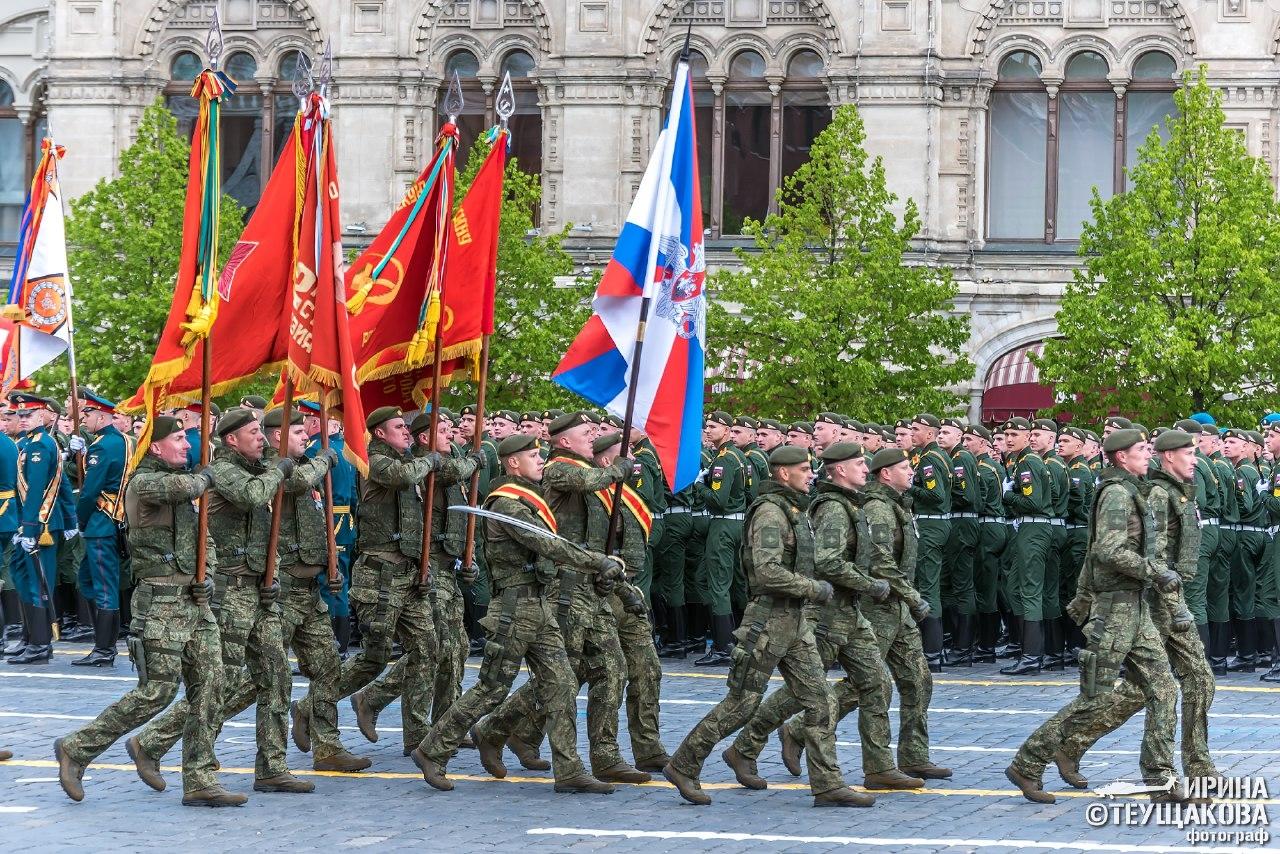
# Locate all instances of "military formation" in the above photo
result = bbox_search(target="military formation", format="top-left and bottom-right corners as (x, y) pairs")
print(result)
(0, 394), (1273, 808)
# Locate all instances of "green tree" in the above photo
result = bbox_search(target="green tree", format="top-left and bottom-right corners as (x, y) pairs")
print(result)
(56, 99), (244, 403)
(1036, 69), (1280, 425)
(708, 104), (971, 421)
(440, 137), (590, 412)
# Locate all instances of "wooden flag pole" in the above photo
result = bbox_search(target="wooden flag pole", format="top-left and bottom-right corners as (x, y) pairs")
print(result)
(195, 341), (212, 584)
(319, 397), (339, 587)
(419, 334), (445, 587)
(262, 374), (294, 590)
(460, 334), (490, 569)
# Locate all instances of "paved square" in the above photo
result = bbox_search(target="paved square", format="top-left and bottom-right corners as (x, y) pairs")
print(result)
(2, 645), (1277, 852)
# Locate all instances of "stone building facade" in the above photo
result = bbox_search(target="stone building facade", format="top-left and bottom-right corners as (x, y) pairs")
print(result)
(0, 0), (1275, 420)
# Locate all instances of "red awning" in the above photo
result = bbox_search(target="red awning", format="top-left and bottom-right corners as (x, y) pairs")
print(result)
(982, 341), (1054, 424)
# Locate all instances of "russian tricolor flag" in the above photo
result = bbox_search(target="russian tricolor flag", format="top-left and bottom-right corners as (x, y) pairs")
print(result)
(554, 59), (706, 492)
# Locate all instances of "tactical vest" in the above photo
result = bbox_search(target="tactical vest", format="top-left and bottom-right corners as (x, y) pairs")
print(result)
(273, 454), (328, 569)
(1152, 473), (1199, 578)
(206, 449), (275, 575)
(740, 489), (816, 597)
(809, 487), (868, 631)
(1085, 474), (1155, 593)
(859, 489), (919, 584)
(482, 479), (555, 588)
(358, 441), (424, 558)
(124, 457), (201, 579)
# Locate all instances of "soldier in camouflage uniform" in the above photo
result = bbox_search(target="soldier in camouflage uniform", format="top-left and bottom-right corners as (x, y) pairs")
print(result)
(350, 412), (482, 754)
(663, 445), (873, 808)
(1006, 429), (1184, 804)
(476, 412), (648, 784)
(297, 407), (442, 754)
(725, 443), (924, 792)
(135, 409), (311, 794)
(54, 417), (242, 807)
(1052, 430), (1218, 786)
(245, 409), (368, 774)
(412, 434), (622, 794)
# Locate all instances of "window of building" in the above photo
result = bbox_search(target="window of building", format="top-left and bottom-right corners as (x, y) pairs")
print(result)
(986, 49), (1179, 243)
(0, 80), (22, 247)
(439, 49), (487, 172)
(501, 50), (542, 178)
(780, 49), (830, 182)
(722, 49), (771, 235)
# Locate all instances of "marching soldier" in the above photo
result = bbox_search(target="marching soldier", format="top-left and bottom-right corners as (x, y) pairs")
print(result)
(0, 401), (19, 656)
(55, 416), (241, 806)
(907, 414), (951, 672)
(1174, 419), (1221, 657)
(412, 434), (623, 794)
(663, 445), (873, 809)
(1030, 419), (1069, 670)
(696, 411), (748, 664)
(1203, 425), (1237, 673)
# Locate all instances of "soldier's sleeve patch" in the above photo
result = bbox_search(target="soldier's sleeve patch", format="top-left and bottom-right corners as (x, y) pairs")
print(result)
(30, 454), (41, 463)
(925, 480), (937, 490)
(923, 464), (934, 477)
(87, 456), (99, 467)
(712, 466), (723, 478)
(820, 525), (844, 549)
(1020, 471), (1032, 483)
(1071, 477), (1080, 485)
(870, 522), (892, 544)
(1105, 506), (1128, 529)
(759, 525), (781, 548)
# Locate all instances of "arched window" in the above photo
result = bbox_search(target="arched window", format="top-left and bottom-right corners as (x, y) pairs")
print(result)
(722, 49), (771, 235)
(500, 50), (542, 178)
(439, 49), (486, 172)
(0, 80), (22, 249)
(781, 49), (829, 182)
(1125, 51), (1177, 187)
(1056, 51), (1115, 240)
(170, 50), (202, 81)
(988, 51), (1048, 240)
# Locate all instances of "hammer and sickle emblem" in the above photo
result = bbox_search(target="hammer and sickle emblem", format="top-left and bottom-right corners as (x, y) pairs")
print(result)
(351, 256), (406, 307)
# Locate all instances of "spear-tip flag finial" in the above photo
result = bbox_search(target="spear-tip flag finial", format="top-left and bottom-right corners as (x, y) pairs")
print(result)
(444, 70), (465, 124)
(495, 71), (515, 129)
(206, 4), (224, 70)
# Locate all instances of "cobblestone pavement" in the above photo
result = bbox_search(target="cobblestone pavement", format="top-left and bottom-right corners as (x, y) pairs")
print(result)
(2, 643), (1277, 853)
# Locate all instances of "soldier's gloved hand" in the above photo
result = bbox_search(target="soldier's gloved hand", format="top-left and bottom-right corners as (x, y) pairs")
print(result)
(593, 575), (616, 596)
(10, 533), (19, 545)
(1256, 478), (1269, 495)
(1170, 608), (1194, 633)
(322, 447), (341, 468)
(18, 537), (36, 554)
(809, 580), (834, 604)
(457, 562), (479, 585)
(422, 451), (444, 471)
(466, 449), (487, 469)
(63, 528), (79, 541)
(866, 579), (891, 603)
(594, 554), (624, 581)
(1153, 567), (1181, 594)
(327, 575), (344, 598)
(275, 457), (296, 479)
(197, 466), (216, 488)
(258, 580), (280, 607)
(69, 435), (87, 454)
(189, 578), (215, 605)
(621, 584), (647, 615)
(1002, 478), (1013, 495)
(908, 599), (931, 623)
(1065, 595), (1091, 626)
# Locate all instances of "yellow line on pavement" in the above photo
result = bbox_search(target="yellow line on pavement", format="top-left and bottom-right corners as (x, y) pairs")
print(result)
(4, 759), (1277, 804)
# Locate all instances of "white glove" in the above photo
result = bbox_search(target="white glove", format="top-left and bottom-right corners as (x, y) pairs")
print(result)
(1256, 479), (1268, 495)
(63, 528), (79, 540)
(1002, 478), (1013, 495)
(69, 435), (86, 454)
(18, 537), (36, 554)
(10, 533), (19, 545)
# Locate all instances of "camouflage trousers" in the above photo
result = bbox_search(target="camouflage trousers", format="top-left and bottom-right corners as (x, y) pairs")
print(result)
(278, 571), (348, 761)
(669, 603), (847, 795)
(362, 558), (467, 748)
(1012, 591), (1178, 784)
(61, 581), (223, 794)
(484, 603), (627, 772)
(298, 551), (436, 744)
(733, 605), (895, 776)
(1058, 617), (1217, 779)
(138, 578), (292, 780)
(857, 597), (935, 768)
(419, 591), (587, 782)
(609, 593), (668, 765)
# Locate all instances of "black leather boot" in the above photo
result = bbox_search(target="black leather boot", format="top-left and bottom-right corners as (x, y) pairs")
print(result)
(331, 615), (351, 659)
(1208, 621), (1230, 675)
(946, 614), (974, 666)
(1001, 619), (1042, 675)
(694, 614), (732, 666)
(1254, 617), (1275, 668)
(73, 609), (118, 667)
(1226, 618), (1256, 672)
(921, 616), (944, 673)
(8, 604), (53, 665)
(658, 607), (687, 659)
(1043, 618), (1065, 671)
(1262, 619), (1280, 683)
(996, 615), (1022, 659)
(973, 613), (998, 663)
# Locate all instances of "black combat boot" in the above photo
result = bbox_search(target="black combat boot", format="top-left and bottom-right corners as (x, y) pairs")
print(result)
(1043, 618), (1065, 671)
(1254, 617), (1275, 668)
(694, 615), (732, 666)
(1226, 618), (1256, 672)
(658, 607), (687, 659)
(945, 614), (974, 666)
(921, 616), (944, 673)
(331, 615), (351, 659)
(996, 615), (1022, 659)
(1208, 621), (1230, 675)
(8, 604), (53, 665)
(1000, 619), (1042, 675)
(972, 612), (998, 664)
(72, 609), (118, 667)
(1262, 619), (1280, 683)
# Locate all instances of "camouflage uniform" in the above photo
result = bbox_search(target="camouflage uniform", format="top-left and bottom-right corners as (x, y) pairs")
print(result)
(360, 446), (478, 743)
(1056, 466), (1217, 779)
(136, 445), (293, 782)
(416, 474), (617, 781)
(481, 449), (631, 773)
(297, 438), (440, 742)
(668, 480), (848, 796)
(731, 480), (896, 775)
(1010, 467), (1179, 786)
(59, 456), (223, 794)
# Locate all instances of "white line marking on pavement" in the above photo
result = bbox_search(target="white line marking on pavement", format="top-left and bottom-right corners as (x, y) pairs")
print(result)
(834, 740), (1280, 756)
(0, 671), (310, 689)
(14, 776), (89, 783)
(0, 806), (37, 813)
(527, 827), (1251, 853)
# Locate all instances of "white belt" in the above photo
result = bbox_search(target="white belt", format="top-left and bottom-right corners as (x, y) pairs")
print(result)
(711, 512), (744, 521)
(915, 514), (950, 521)
(1066, 524), (1087, 530)
(652, 511), (664, 520)
(694, 510), (710, 518)
(665, 507), (693, 515)
(1229, 524), (1267, 533)
(1268, 525), (1280, 537)
(951, 512), (978, 519)
(978, 516), (1005, 524)
(1200, 517), (1219, 526)
(1049, 519), (1066, 527)
(1014, 516), (1051, 524)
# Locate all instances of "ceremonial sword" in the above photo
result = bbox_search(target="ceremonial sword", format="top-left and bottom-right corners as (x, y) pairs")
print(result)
(447, 504), (575, 545)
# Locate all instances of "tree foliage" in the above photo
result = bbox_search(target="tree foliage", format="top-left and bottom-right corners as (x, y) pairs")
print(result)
(708, 104), (971, 421)
(1036, 69), (1280, 425)
(439, 136), (591, 413)
(57, 99), (244, 403)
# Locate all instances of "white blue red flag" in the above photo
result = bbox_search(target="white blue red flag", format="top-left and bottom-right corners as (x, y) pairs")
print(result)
(553, 59), (706, 491)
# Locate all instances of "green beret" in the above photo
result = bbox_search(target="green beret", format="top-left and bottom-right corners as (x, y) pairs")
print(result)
(263, 408), (303, 429)
(789, 421), (813, 435)
(1223, 428), (1249, 442)
(941, 417), (966, 431)
(912, 413), (941, 429)
(1060, 426), (1087, 442)
(1247, 430), (1264, 445)
(964, 424), (991, 442)
(733, 415), (758, 429)
(216, 408), (257, 438)
(604, 414), (624, 429)
(151, 415), (183, 443)
(1031, 418), (1058, 434)
(498, 434), (538, 457)
(1154, 430), (1194, 452)
(408, 411), (432, 435)
(1102, 428), (1144, 454)
(592, 433), (623, 455)
(366, 406), (403, 431)
(1105, 416), (1133, 430)
(1150, 426), (1169, 439)
(706, 410), (733, 427)
(844, 419), (865, 433)
(521, 411), (542, 424)
(1174, 419), (1202, 435)
(869, 448), (910, 473)
(1129, 424), (1149, 441)
(893, 419), (911, 430)
(768, 445), (810, 466)
(815, 412), (842, 426)
(820, 442), (864, 463)
(1083, 430), (1101, 443)
(1003, 417), (1032, 431)
(549, 410), (594, 436)
(460, 404), (477, 417)
(863, 422), (881, 433)
(240, 395), (268, 409)
(544, 409), (565, 421)
(493, 410), (520, 425)
(880, 427), (896, 441)
(758, 418), (785, 432)
(44, 397), (63, 416)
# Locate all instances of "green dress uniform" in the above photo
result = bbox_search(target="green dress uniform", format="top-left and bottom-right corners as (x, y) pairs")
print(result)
(1228, 450), (1266, 670)
(1041, 450), (1071, 630)
(1207, 450), (1238, 662)
(632, 437), (667, 601)
(136, 443), (302, 789)
(1059, 451), (1095, 660)
(973, 451), (1009, 659)
(1185, 447), (1220, 635)
(941, 442), (980, 662)
(1001, 446), (1053, 672)
(56, 456), (226, 799)
(697, 439), (749, 645)
(908, 441), (951, 665)
(742, 442), (769, 503)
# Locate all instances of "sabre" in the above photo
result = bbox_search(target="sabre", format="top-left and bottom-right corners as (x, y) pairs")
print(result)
(447, 504), (575, 546)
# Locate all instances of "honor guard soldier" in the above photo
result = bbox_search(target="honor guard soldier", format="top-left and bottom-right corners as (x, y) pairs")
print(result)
(1055, 426), (1095, 666)
(696, 411), (749, 664)
(938, 417), (979, 666)
(178, 401), (220, 471)
(908, 414), (951, 671)
(1000, 417), (1054, 675)
(963, 425), (1008, 662)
